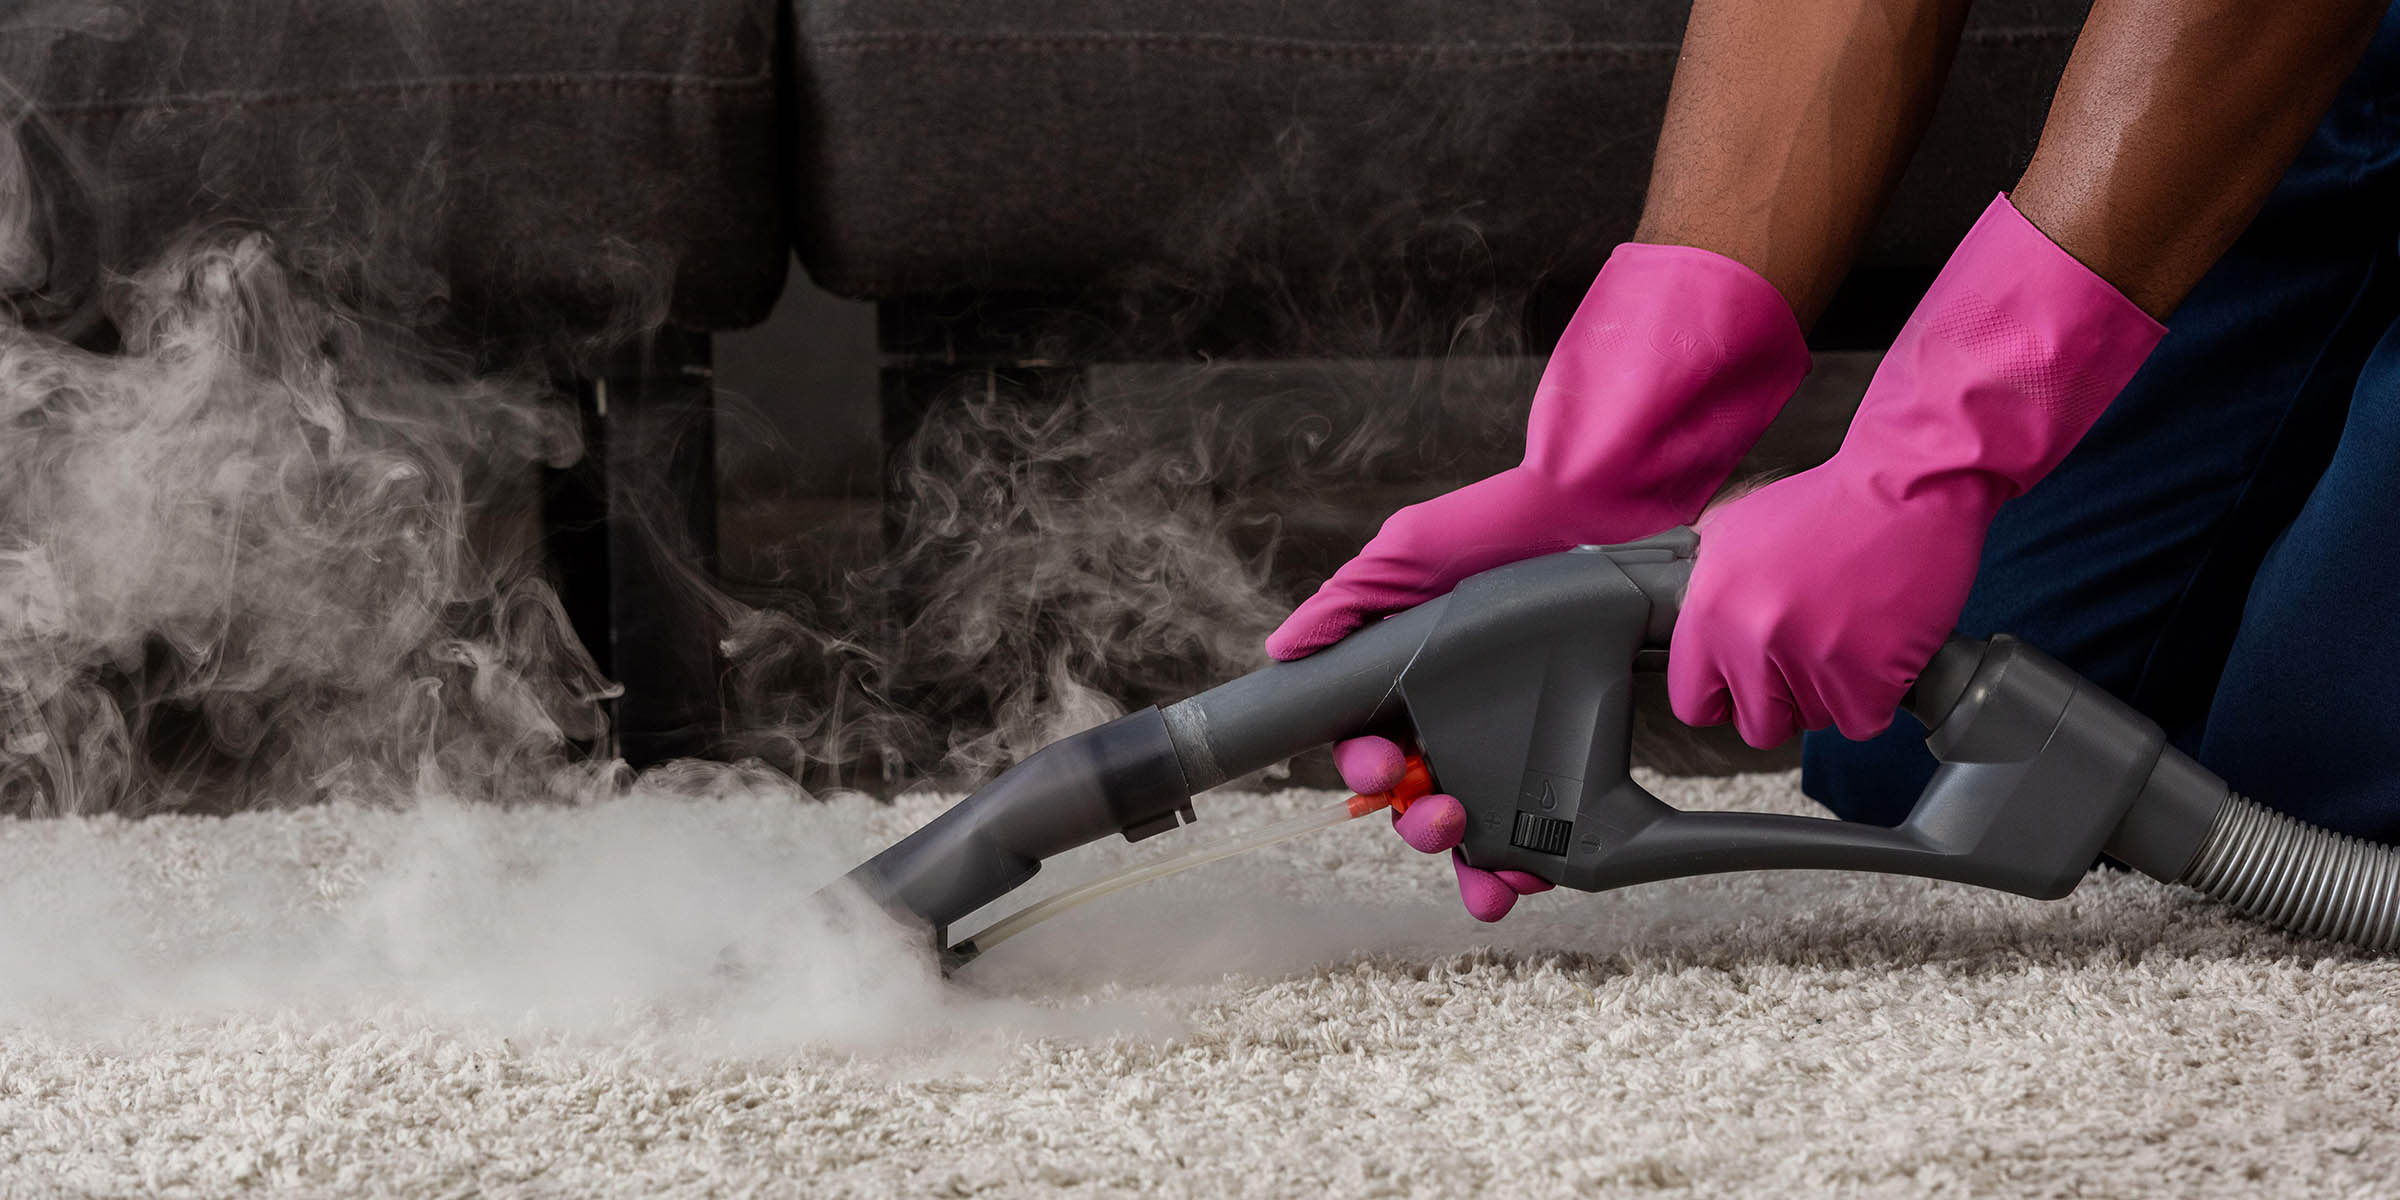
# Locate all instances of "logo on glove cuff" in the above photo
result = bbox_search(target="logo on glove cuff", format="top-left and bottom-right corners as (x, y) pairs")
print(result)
(1648, 323), (1728, 375)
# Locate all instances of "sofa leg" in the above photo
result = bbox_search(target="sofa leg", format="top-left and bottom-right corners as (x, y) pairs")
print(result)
(544, 329), (723, 767)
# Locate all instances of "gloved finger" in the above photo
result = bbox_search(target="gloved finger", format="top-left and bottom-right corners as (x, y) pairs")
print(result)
(1830, 711), (1897, 743)
(1730, 684), (1800, 750)
(1814, 649), (1903, 742)
(1825, 682), (1898, 742)
(1391, 792), (1466, 854)
(1265, 495), (1462, 660)
(1491, 870), (1554, 896)
(1331, 735), (1408, 796)
(1452, 851), (1522, 922)
(1265, 475), (1566, 661)
(1666, 627), (1733, 727)
(1264, 587), (1372, 661)
(1671, 679), (1732, 728)
(1775, 655), (1838, 735)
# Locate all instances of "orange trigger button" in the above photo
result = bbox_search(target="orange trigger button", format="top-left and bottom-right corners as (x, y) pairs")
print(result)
(1342, 753), (1436, 819)
(1387, 755), (1434, 815)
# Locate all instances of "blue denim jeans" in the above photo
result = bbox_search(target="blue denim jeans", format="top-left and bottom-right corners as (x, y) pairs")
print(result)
(1805, 8), (2400, 839)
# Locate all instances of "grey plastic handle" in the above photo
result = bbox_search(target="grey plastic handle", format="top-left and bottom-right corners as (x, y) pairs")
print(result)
(1176, 536), (2348, 949)
(856, 525), (2274, 966)
(1600, 529), (1983, 724)
(1168, 529), (2213, 902)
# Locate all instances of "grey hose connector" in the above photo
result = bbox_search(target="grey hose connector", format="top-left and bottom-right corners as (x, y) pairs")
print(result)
(1872, 630), (2400, 953)
(2179, 793), (2400, 951)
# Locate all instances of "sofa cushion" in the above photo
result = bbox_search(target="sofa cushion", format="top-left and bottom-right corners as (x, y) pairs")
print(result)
(5, 0), (786, 339)
(793, 0), (2087, 305)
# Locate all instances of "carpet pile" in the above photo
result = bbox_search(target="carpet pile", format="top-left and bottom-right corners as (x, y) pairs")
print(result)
(1, 771), (2395, 1197)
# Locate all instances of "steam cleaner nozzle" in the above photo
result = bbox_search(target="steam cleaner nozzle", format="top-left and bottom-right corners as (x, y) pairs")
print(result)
(951, 754), (1434, 959)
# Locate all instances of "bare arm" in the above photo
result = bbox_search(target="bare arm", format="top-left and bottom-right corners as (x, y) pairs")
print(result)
(1635, 0), (2387, 328)
(1636, 0), (1971, 328)
(2012, 0), (2387, 318)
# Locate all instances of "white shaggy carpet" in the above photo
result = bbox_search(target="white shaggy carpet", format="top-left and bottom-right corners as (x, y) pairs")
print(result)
(3, 771), (2398, 1198)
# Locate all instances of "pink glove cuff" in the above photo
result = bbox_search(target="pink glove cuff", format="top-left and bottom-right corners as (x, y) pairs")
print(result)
(1843, 194), (2167, 504)
(1667, 195), (2167, 745)
(1523, 242), (1811, 522)
(1266, 240), (1807, 662)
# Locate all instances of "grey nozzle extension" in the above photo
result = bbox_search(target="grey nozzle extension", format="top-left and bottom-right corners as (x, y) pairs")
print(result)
(1164, 527), (1703, 792)
(836, 522), (2400, 966)
(1904, 636), (1988, 732)
(837, 708), (1193, 943)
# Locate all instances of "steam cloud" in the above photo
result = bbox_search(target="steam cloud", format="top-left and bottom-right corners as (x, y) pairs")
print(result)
(0, 7), (1556, 1047)
(0, 227), (614, 815)
(0, 774), (1107, 1050)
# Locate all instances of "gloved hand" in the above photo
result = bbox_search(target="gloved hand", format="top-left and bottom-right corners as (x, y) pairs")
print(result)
(1669, 194), (2167, 747)
(1266, 242), (1811, 660)
(1331, 734), (1554, 921)
(1279, 242), (1806, 918)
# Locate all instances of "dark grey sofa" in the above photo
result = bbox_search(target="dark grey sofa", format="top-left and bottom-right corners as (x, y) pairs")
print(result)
(793, 0), (2087, 303)
(7, 0), (785, 335)
(10, 0), (2090, 767)
(7, 0), (788, 764)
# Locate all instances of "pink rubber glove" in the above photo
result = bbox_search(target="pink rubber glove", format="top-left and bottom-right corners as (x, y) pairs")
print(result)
(1266, 242), (1811, 660)
(1332, 736), (1554, 921)
(1670, 195), (2167, 748)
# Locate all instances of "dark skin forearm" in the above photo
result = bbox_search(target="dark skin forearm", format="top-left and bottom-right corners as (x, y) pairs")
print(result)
(1636, 0), (2386, 328)
(1635, 0), (1970, 329)
(2012, 0), (2387, 318)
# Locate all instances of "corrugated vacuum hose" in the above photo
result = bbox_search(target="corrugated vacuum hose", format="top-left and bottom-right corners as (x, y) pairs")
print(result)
(2181, 794), (2400, 951)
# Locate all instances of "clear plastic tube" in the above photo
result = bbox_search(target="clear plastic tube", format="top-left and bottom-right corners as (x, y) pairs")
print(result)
(957, 797), (1371, 954)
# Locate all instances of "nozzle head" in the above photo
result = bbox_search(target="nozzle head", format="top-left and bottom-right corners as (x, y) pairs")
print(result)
(833, 708), (1195, 950)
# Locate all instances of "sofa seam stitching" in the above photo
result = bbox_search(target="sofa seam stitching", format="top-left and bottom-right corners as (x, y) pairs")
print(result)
(31, 71), (775, 118)
(802, 27), (2078, 62)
